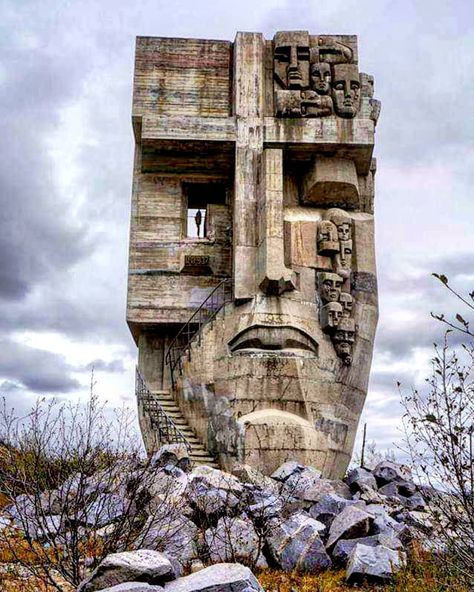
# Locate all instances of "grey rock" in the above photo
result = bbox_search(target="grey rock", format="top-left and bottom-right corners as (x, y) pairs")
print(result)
(332, 534), (403, 565)
(399, 510), (433, 535)
(164, 563), (263, 592)
(97, 584), (164, 592)
(354, 483), (386, 504)
(267, 512), (330, 572)
(397, 480), (417, 497)
(245, 486), (283, 520)
(187, 481), (239, 517)
(77, 550), (176, 592)
(373, 461), (412, 486)
(326, 506), (373, 549)
(271, 461), (307, 482)
(329, 480), (353, 499)
(204, 516), (267, 568)
(148, 466), (189, 501)
(346, 467), (377, 492)
(370, 509), (405, 538)
(32, 515), (64, 539)
(377, 482), (400, 497)
(346, 543), (406, 583)
(282, 470), (341, 504)
(80, 493), (126, 527)
(4, 495), (36, 523)
(151, 444), (192, 472)
(232, 463), (279, 494)
(191, 466), (244, 495)
(39, 489), (64, 515)
(135, 509), (197, 575)
(187, 467), (243, 516)
(404, 492), (426, 511)
(309, 493), (364, 527)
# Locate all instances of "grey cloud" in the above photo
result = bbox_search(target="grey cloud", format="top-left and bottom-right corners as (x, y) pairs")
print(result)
(0, 34), (95, 301)
(84, 359), (126, 373)
(0, 339), (80, 394)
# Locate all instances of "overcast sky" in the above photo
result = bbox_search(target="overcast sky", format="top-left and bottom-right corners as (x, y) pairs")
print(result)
(1, 0), (473, 457)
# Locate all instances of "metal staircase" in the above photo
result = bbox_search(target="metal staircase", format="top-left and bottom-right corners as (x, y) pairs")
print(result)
(136, 370), (219, 468)
(137, 279), (233, 469)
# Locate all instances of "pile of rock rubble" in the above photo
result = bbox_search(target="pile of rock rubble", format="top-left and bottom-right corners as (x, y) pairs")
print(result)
(2, 444), (437, 589)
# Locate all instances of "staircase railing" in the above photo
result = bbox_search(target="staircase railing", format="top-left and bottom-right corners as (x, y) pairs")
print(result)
(135, 367), (192, 453)
(165, 278), (233, 389)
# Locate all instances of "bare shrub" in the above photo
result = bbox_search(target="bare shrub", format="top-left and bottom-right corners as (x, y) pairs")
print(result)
(401, 276), (473, 581)
(0, 393), (192, 590)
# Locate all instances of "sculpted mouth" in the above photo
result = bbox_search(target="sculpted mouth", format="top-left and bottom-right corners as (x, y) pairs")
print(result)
(228, 325), (318, 357)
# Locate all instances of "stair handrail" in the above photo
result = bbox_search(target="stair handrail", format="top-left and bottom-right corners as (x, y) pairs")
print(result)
(135, 367), (192, 453)
(165, 277), (233, 388)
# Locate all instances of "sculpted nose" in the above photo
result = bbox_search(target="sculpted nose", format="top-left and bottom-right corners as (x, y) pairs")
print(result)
(288, 46), (298, 71)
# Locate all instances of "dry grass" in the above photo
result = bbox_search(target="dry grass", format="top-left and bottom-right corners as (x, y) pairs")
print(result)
(0, 527), (470, 592)
(256, 545), (472, 592)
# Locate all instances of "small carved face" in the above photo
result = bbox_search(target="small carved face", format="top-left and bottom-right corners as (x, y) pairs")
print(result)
(332, 64), (360, 118)
(274, 31), (310, 90)
(333, 322), (355, 365)
(338, 240), (352, 271)
(319, 273), (343, 303)
(317, 221), (339, 256)
(321, 302), (343, 332)
(310, 62), (331, 95)
(336, 222), (351, 242)
(339, 293), (353, 318)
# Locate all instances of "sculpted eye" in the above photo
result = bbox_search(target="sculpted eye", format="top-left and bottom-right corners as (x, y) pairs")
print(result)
(275, 48), (290, 62)
(351, 82), (360, 90)
(334, 83), (344, 90)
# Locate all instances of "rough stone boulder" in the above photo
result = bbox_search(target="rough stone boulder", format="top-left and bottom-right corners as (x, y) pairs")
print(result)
(346, 467), (377, 492)
(326, 506), (373, 549)
(244, 485), (283, 520)
(346, 543), (406, 583)
(266, 512), (331, 572)
(151, 444), (192, 473)
(204, 516), (267, 567)
(271, 461), (308, 483)
(81, 493), (127, 527)
(309, 493), (364, 527)
(134, 509), (197, 575)
(367, 505), (405, 538)
(332, 534), (403, 565)
(96, 584), (164, 592)
(232, 463), (279, 494)
(147, 466), (189, 504)
(77, 550), (176, 592)
(187, 467), (243, 516)
(373, 461), (412, 486)
(163, 563), (264, 592)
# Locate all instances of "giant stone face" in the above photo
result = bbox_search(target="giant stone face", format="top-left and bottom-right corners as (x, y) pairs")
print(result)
(129, 31), (380, 480)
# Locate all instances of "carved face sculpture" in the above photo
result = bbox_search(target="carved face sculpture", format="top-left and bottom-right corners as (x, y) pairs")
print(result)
(333, 318), (355, 364)
(318, 272), (344, 303)
(325, 208), (352, 242)
(317, 220), (339, 255)
(339, 292), (353, 318)
(274, 31), (310, 90)
(331, 64), (360, 118)
(310, 62), (331, 95)
(321, 302), (343, 333)
(336, 240), (353, 277)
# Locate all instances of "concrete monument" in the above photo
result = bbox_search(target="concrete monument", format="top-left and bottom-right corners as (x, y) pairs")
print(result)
(127, 31), (381, 478)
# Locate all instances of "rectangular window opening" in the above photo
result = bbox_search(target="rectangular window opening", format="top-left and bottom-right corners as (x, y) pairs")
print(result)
(184, 183), (227, 239)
